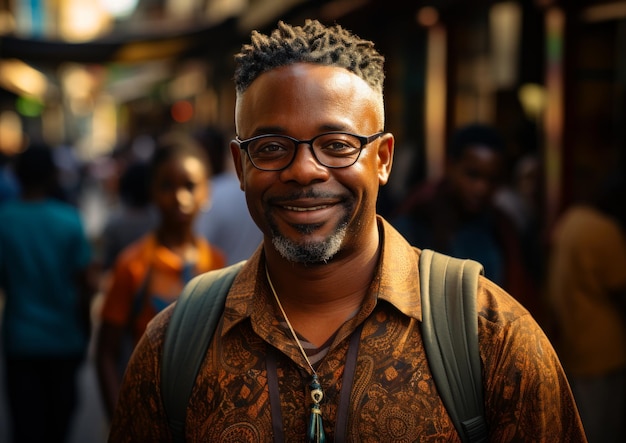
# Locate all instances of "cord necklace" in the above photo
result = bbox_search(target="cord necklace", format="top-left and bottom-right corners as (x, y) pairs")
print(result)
(265, 265), (326, 443)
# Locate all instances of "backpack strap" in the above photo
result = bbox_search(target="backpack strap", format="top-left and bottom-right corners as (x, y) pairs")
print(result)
(419, 249), (488, 443)
(161, 260), (246, 443)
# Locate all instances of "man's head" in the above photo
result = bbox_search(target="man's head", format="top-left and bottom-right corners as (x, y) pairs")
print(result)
(14, 142), (58, 196)
(445, 123), (506, 216)
(230, 20), (394, 265)
(233, 20), (385, 94)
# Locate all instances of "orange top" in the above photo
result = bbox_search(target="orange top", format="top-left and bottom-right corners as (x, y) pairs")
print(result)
(100, 233), (225, 342)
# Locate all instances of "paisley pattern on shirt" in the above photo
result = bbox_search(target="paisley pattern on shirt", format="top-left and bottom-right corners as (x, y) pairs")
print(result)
(109, 217), (587, 443)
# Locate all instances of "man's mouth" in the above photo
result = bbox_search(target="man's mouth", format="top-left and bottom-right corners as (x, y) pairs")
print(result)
(283, 204), (330, 212)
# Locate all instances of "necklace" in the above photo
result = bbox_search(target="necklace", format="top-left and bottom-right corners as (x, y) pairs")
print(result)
(265, 266), (326, 443)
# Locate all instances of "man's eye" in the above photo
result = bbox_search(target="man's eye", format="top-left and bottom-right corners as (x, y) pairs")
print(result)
(257, 143), (286, 153)
(320, 140), (359, 156)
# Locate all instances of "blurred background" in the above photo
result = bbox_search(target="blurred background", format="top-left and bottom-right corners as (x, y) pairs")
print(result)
(1, 0), (625, 441)
(2, 0), (624, 232)
(2, 0), (625, 229)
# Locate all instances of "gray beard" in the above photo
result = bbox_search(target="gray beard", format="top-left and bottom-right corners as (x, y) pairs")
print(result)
(271, 222), (348, 264)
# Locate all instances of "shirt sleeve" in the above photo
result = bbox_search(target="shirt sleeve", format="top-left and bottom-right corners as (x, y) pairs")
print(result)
(478, 279), (587, 442)
(100, 253), (141, 327)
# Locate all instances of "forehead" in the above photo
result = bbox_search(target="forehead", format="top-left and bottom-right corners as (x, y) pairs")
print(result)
(153, 154), (206, 177)
(235, 63), (382, 136)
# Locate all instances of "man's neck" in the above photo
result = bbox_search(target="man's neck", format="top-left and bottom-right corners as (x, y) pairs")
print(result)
(263, 232), (381, 346)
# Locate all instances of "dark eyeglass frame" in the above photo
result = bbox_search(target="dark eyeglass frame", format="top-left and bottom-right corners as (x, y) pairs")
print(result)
(235, 131), (385, 171)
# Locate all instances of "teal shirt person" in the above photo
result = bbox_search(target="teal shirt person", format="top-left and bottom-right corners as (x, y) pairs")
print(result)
(0, 198), (92, 357)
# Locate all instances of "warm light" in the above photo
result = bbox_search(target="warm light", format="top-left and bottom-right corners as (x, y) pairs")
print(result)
(61, 65), (93, 100)
(424, 24), (447, 180)
(0, 10), (16, 35)
(490, 1), (522, 89)
(171, 100), (194, 123)
(0, 59), (48, 99)
(60, 64), (96, 115)
(416, 7), (439, 27)
(0, 111), (24, 155)
(518, 83), (546, 121)
(60, 0), (110, 41)
(89, 94), (118, 158)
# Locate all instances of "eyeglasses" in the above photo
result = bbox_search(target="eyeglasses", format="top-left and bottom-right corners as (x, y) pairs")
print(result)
(235, 131), (384, 171)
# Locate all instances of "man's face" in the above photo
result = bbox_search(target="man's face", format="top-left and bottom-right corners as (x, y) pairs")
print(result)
(231, 63), (393, 264)
(447, 144), (503, 216)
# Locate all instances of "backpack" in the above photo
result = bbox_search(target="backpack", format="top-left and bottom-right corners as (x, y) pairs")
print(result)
(161, 249), (487, 443)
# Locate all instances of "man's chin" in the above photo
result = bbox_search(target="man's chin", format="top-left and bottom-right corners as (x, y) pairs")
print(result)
(271, 226), (346, 265)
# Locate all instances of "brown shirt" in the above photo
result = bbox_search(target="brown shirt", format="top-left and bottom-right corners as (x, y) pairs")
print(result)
(109, 217), (586, 442)
(548, 205), (626, 376)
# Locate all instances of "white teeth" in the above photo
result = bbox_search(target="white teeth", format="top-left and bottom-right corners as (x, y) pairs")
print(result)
(284, 205), (327, 212)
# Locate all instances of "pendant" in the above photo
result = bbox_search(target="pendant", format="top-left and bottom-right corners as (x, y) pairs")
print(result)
(307, 374), (326, 443)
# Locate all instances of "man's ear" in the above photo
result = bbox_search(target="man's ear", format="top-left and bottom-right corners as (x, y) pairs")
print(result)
(230, 141), (245, 191)
(377, 133), (394, 185)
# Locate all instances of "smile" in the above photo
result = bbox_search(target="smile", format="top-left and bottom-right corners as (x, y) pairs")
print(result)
(283, 205), (330, 212)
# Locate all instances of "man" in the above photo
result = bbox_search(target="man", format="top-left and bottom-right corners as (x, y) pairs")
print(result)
(392, 124), (540, 319)
(109, 20), (586, 442)
(0, 143), (95, 443)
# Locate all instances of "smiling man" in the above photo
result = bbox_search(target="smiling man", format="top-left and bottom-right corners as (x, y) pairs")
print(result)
(109, 20), (586, 442)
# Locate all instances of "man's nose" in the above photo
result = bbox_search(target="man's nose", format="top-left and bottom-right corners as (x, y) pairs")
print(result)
(279, 143), (329, 184)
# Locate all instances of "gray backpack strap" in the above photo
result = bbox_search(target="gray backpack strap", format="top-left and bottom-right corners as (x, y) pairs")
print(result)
(161, 260), (246, 443)
(419, 249), (488, 443)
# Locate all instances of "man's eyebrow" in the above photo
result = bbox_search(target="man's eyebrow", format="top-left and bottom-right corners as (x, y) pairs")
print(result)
(244, 123), (355, 138)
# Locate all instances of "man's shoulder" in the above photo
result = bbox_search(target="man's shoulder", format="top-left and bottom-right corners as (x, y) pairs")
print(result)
(144, 301), (176, 344)
(476, 275), (534, 329)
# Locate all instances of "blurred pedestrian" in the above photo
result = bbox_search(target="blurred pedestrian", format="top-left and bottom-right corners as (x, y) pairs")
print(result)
(193, 126), (262, 265)
(95, 132), (226, 420)
(0, 142), (95, 443)
(547, 172), (626, 443)
(392, 123), (538, 316)
(99, 160), (158, 271)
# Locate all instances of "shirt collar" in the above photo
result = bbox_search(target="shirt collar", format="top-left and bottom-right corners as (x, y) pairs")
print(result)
(374, 216), (422, 321)
(220, 216), (423, 337)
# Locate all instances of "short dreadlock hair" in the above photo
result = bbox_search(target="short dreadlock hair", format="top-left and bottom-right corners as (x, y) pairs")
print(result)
(234, 20), (386, 95)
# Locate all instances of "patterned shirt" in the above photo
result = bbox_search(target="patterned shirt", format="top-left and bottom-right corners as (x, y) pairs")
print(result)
(110, 217), (586, 442)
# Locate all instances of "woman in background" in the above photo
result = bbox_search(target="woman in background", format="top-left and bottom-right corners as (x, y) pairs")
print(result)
(95, 132), (225, 420)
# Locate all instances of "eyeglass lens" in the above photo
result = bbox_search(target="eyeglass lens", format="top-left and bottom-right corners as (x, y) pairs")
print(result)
(246, 133), (364, 170)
